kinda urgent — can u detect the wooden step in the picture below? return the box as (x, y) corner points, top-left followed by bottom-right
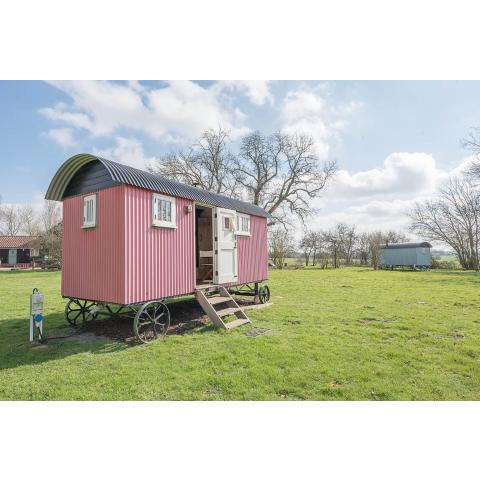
(207, 296), (232, 306)
(225, 318), (250, 329)
(215, 307), (242, 317)
(195, 285), (250, 330)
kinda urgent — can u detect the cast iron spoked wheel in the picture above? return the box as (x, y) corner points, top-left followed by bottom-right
(258, 285), (270, 304)
(65, 299), (99, 326)
(133, 301), (170, 344)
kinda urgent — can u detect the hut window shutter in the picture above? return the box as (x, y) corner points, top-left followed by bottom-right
(152, 193), (176, 228)
(82, 194), (96, 228)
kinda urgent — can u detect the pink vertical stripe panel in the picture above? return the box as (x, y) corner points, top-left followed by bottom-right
(235, 215), (268, 285)
(62, 185), (126, 304)
(62, 183), (267, 305)
(123, 186), (195, 304)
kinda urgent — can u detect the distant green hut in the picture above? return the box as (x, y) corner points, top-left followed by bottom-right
(380, 242), (432, 270)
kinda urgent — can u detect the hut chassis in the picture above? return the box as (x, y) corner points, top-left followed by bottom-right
(64, 280), (270, 343)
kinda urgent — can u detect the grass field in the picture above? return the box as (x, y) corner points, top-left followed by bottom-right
(1, 268), (480, 400)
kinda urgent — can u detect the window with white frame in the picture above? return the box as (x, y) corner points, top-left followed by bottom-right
(82, 194), (97, 228)
(236, 213), (251, 236)
(152, 193), (176, 228)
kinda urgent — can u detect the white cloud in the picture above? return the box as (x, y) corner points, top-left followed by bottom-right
(40, 102), (93, 131)
(215, 80), (274, 106)
(332, 152), (442, 198)
(94, 137), (156, 169)
(40, 80), (250, 143)
(305, 152), (474, 236)
(280, 84), (362, 159)
(147, 81), (249, 141)
(312, 197), (418, 234)
(282, 88), (326, 119)
(43, 127), (76, 148)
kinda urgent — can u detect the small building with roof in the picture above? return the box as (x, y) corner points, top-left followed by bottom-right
(380, 241), (432, 269)
(0, 236), (39, 267)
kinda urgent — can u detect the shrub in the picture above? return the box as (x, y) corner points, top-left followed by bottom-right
(431, 256), (461, 270)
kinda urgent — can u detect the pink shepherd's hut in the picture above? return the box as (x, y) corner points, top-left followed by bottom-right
(46, 154), (271, 342)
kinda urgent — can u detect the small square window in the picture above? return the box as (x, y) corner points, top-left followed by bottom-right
(82, 194), (96, 228)
(152, 193), (176, 228)
(236, 213), (251, 236)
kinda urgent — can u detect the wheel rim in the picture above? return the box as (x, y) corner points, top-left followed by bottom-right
(259, 285), (270, 304)
(65, 299), (98, 326)
(134, 301), (170, 343)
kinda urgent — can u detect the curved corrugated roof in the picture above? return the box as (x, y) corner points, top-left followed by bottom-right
(380, 242), (432, 250)
(45, 153), (271, 218)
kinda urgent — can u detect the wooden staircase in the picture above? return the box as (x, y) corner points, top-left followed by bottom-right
(195, 285), (250, 329)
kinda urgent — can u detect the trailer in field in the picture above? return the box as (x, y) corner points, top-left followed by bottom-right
(45, 153), (271, 342)
(380, 242), (432, 270)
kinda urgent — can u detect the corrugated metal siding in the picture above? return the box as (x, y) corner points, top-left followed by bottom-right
(380, 247), (432, 267)
(61, 183), (267, 305)
(234, 215), (268, 285)
(124, 186), (195, 304)
(416, 248), (432, 266)
(62, 185), (126, 304)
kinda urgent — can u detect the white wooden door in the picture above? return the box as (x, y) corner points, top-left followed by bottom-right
(214, 208), (238, 284)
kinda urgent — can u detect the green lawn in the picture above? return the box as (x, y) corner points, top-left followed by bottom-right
(1, 268), (480, 400)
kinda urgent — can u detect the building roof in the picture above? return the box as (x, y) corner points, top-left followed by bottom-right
(380, 242), (432, 250)
(0, 236), (39, 249)
(45, 153), (272, 219)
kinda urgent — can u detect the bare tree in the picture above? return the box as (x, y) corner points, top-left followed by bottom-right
(323, 229), (341, 268)
(238, 132), (336, 226)
(269, 227), (295, 269)
(409, 176), (480, 270)
(19, 205), (40, 235)
(335, 223), (357, 265)
(462, 127), (480, 175)
(41, 200), (61, 233)
(148, 127), (237, 195)
(367, 231), (385, 270)
(151, 129), (336, 227)
(0, 201), (43, 236)
(299, 231), (317, 266)
(311, 231), (324, 266)
(39, 201), (62, 266)
(383, 230), (409, 244)
(0, 204), (22, 235)
(233, 131), (280, 206)
(356, 232), (370, 265)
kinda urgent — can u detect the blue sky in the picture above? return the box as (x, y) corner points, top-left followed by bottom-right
(0, 80), (478, 232)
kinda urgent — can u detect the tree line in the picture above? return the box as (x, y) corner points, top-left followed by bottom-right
(269, 223), (408, 269)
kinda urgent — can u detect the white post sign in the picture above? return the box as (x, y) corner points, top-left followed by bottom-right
(30, 288), (44, 342)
